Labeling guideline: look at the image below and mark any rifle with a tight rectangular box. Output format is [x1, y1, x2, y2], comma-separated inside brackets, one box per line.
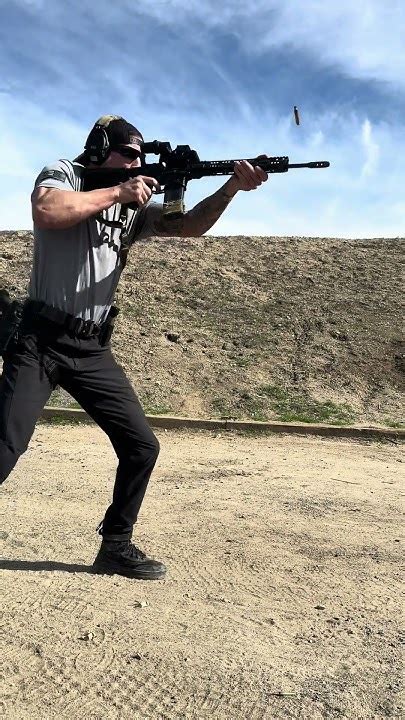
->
[82, 141, 330, 219]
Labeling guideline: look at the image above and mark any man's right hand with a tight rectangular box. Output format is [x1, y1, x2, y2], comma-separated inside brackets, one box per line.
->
[116, 176, 161, 206]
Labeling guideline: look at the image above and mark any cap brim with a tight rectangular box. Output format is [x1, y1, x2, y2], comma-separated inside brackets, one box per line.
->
[117, 141, 142, 150]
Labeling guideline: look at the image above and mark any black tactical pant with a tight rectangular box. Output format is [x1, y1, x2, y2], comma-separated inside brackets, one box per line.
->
[0, 315, 160, 536]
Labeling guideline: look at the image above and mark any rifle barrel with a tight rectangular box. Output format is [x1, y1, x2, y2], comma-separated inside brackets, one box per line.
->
[288, 161, 330, 169]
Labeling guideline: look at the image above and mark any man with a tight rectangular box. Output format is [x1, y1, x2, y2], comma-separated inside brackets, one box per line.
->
[0, 115, 267, 580]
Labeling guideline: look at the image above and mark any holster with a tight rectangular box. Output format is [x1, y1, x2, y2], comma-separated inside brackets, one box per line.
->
[0, 299, 24, 356]
[98, 305, 120, 346]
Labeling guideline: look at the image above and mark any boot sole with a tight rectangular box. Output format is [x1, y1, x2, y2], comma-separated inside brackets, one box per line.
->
[92, 560, 166, 580]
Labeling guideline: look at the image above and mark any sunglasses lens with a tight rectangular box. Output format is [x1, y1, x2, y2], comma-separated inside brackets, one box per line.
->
[118, 146, 141, 160]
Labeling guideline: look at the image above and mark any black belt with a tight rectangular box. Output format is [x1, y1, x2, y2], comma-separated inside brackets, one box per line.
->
[23, 300, 114, 339]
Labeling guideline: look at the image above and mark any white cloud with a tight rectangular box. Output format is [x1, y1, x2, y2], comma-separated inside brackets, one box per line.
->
[0, 96, 86, 231]
[259, 2, 404, 89]
[134, 0, 405, 90]
[6, 0, 404, 95]
[0, 0, 403, 237]
[308, 131, 325, 150]
[360, 119, 379, 178]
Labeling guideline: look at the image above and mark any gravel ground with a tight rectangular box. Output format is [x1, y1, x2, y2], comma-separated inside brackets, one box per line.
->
[1, 424, 403, 719]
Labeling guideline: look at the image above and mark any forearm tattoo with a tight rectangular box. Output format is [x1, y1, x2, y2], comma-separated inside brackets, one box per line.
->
[155, 187, 235, 237]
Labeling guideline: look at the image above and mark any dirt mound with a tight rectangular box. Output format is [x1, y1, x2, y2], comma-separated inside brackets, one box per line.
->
[0, 230, 403, 425]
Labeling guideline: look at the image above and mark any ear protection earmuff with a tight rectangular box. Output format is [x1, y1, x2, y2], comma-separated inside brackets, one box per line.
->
[84, 115, 123, 165]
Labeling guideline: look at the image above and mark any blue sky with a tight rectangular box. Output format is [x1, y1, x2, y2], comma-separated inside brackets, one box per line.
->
[0, 0, 404, 237]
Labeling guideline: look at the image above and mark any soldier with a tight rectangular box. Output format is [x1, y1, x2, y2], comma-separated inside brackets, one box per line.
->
[0, 115, 267, 579]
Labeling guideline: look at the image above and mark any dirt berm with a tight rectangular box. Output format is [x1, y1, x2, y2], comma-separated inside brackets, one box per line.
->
[0, 231, 403, 427]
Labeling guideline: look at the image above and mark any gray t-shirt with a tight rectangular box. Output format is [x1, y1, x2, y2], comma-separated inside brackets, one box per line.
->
[28, 159, 164, 324]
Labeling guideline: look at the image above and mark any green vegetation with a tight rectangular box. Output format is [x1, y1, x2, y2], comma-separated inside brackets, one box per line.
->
[258, 385, 356, 425]
[210, 397, 240, 420]
[248, 410, 269, 422]
[47, 380, 357, 426]
[383, 419, 405, 429]
[210, 385, 356, 425]
[210, 391, 268, 421]
[48, 388, 173, 417]
[39, 415, 88, 426]
[142, 403, 172, 416]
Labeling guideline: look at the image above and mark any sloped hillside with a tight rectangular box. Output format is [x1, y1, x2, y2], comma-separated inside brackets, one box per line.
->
[0, 231, 403, 426]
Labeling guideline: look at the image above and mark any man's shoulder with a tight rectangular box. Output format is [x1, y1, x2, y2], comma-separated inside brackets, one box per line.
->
[34, 159, 84, 192]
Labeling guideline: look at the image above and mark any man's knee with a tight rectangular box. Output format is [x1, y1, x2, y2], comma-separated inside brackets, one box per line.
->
[117, 432, 160, 466]
[139, 434, 160, 465]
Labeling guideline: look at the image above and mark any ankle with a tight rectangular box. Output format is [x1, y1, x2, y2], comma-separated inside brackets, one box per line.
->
[96, 521, 132, 543]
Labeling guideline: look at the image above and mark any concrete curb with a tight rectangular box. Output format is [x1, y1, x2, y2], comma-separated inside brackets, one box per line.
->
[40, 406, 404, 442]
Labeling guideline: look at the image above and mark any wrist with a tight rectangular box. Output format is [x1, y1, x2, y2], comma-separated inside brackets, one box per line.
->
[111, 185, 122, 205]
[222, 178, 238, 199]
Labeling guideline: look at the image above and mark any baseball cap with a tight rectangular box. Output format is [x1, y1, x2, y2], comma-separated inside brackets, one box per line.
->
[74, 115, 144, 163]
[95, 115, 144, 148]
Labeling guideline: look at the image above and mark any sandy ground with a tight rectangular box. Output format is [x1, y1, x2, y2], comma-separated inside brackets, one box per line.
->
[0, 424, 403, 720]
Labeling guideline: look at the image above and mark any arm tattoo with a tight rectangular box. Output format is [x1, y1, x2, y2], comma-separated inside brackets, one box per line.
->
[154, 187, 235, 237]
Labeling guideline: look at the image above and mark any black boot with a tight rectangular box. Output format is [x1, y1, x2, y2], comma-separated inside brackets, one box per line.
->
[93, 532, 166, 580]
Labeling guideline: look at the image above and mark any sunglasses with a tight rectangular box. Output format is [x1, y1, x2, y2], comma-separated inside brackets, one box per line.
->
[117, 146, 143, 161]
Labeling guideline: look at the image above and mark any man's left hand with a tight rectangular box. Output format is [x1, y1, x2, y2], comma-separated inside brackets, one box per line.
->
[227, 156, 269, 194]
